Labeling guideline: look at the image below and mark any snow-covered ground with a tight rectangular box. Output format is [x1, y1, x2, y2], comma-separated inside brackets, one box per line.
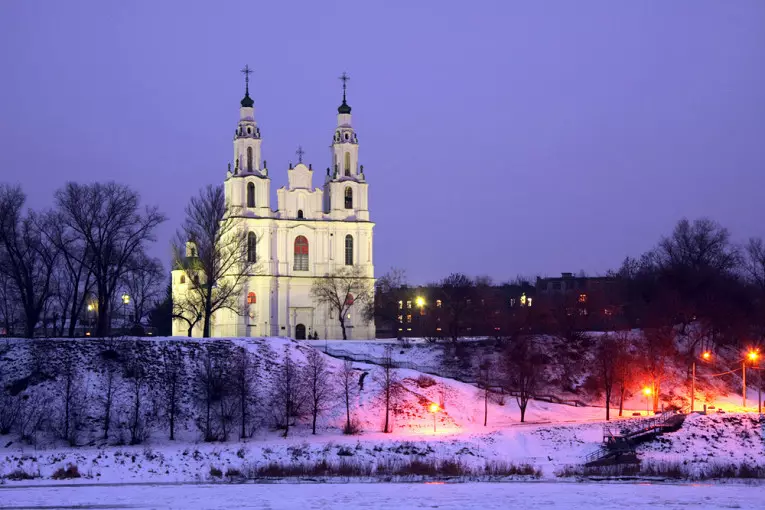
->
[1, 482, 764, 509]
[1, 336, 763, 488]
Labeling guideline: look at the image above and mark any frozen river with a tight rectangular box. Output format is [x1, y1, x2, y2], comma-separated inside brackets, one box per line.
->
[1, 481, 763, 509]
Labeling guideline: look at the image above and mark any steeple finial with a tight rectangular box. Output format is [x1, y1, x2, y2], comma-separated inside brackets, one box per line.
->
[296, 145, 305, 164]
[338, 72, 352, 114]
[240, 65, 254, 107]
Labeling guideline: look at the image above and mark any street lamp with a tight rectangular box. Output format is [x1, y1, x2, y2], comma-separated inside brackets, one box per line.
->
[743, 349, 760, 411]
[692, 351, 712, 413]
[429, 402, 440, 433]
[642, 387, 652, 416]
[122, 294, 130, 332]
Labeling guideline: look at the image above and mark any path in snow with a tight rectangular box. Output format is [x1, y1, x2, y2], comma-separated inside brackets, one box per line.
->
[0, 482, 763, 509]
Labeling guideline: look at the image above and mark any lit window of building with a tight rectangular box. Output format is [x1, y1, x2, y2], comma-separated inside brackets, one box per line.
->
[406, 300, 412, 309]
[436, 299, 442, 308]
[398, 300, 403, 310]
[578, 293, 587, 303]
[406, 314, 412, 323]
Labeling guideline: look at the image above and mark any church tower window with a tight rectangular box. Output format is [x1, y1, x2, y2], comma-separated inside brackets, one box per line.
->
[297, 209, 304, 219]
[247, 147, 253, 172]
[344, 187, 353, 209]
[344, 152, 351, 176]
[247, 292, 256, 304]
[247, 232, 257, 262]
[247, 182, 255, 207]
[294, 236, 309, 271]
[345, 235, 354, 265]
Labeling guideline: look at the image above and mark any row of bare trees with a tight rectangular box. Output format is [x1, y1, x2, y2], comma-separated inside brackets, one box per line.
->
[0, 182, 166, 338]
[0, 339, 401, 445]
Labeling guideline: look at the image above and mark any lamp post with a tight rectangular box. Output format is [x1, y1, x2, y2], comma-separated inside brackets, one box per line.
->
[643, 387, 652, 416]
[87, 303, 94, 335]
[744, 349, 759, 411]
[429, 402, 439, 433]
[122, 294, 130, 332]
[692, 351, 712, 413]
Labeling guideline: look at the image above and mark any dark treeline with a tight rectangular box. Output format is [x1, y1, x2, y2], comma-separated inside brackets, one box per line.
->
[373, 218, 765, 419]
[0, 182, 167, 338]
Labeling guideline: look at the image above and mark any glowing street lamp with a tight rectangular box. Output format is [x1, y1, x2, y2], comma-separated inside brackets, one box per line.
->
[429, 402, 440, 433]
[122, 294, 131, 330]
[416, 296, 425, 308]
[692, 351, 712, 413]
[743, 349, 760, 409]
[642, 387, 652, 416]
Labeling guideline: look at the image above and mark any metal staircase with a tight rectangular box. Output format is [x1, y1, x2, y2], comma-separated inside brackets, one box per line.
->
[584, 411, 686, 467]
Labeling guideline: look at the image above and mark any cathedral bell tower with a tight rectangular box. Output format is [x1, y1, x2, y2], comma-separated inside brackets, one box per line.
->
[225, 65, 271, 216]
[324, 73, 369, 221]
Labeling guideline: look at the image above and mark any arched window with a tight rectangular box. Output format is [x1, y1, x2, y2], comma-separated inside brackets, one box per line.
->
[294, 235, 309, 271]
[247, 182, 255, 207]
[247, 292, 256, 304]
[344, 152, 351, 176]
[247, 147, 253, 171]
[344, 187, 353, 209]
[247, 232, 256, 262]
[297, 209, 304, 219]
[180, 275, 186, 284]
[345, 234, 354, 265]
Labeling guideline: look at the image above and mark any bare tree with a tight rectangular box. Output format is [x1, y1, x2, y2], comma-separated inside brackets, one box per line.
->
[172, 293, 204, 337]
[100, 357, 119, 441]
[477, 358, 495, 427]
[502, 336, 545, 423]
[122, 253, 165, 327]
[123, 347, 150, 445]
[337, 359, 359, 434]
[55, 350, 86, 446]
[311, 266, 373, 340]
[174, 184, 256, 338]
[437, 273, 474, 343]
[0, 275, 20, 337]
[54, 182, 166, 336]
[613, 331, 635, 417]
[745, 237, 765, 291]
[159, 343, 185, 440]
[0, 185, 59, 337]
[230, 346, 258, 439]
[195, 345, 229, 441]
[270, 346, 305, 437]
[303, 348, 334, 435]
[593, 333, 618, 421]
[376, 345, 402, 433]
[46, 210, 94, 337]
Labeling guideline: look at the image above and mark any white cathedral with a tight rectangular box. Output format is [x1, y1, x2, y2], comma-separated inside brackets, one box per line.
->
[171, 71, 375, 340]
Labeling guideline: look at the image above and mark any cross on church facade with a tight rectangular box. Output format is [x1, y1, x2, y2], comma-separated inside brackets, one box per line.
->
[296, 146, 305, 163]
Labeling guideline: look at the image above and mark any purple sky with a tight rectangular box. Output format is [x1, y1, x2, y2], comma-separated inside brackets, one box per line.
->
[1, 1, 764, 284]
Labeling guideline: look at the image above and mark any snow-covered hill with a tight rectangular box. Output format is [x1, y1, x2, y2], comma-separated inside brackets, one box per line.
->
[1, 337, 763, 484]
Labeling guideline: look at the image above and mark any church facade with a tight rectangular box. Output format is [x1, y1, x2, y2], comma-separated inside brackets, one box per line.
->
[171, 73, 375, 340]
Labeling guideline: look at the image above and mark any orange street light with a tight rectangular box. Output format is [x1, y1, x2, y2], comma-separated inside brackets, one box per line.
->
[429, 402, 440, 433]
[693, 352, 712, 413]
[702, 351, 711, 360]
[642, 387, 652, 416]
[748, 350, 759, 362]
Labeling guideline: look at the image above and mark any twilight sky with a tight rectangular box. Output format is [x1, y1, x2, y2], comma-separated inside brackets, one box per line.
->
[1, 1, 764, 284]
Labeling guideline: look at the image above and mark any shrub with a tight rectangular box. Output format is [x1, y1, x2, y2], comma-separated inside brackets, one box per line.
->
[209, 466, 222, 478]
[225, 467, 243, 479]
[415, 375, 437, 388]
[343, 419, 362, 435]
[52, 464, 80, 480]
[5, 469, 37, 481]
[485, 461, 541, 477]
